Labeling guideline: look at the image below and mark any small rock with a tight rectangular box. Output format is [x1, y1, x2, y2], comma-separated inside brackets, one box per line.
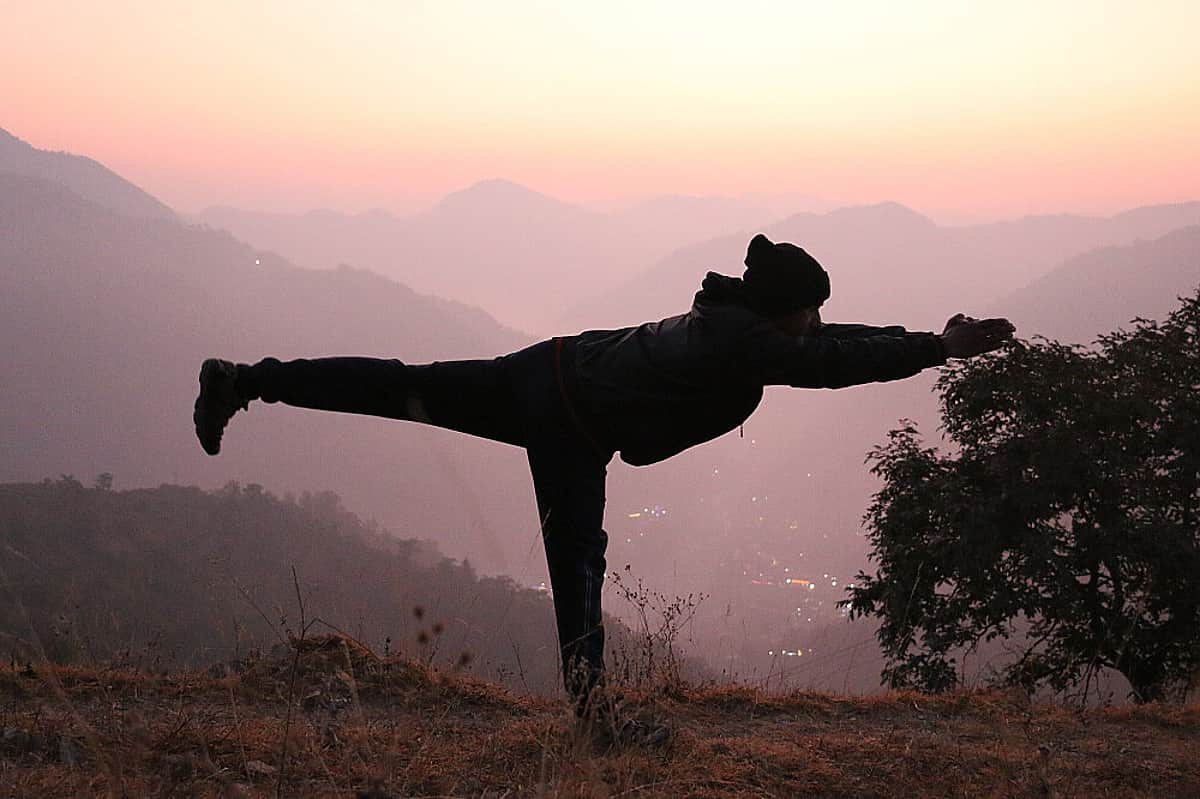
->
[208, 661, 234, 678]
[58, 737, 81, 766]
[2, 727, 41, 755]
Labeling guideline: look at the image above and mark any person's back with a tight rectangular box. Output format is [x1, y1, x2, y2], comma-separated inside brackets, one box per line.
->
[569, 251, 947, 466]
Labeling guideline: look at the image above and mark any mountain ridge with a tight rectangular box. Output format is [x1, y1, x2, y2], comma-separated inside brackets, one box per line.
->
[0, 126, 174, 220]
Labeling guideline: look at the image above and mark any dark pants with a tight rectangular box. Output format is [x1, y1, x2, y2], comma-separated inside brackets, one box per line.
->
[241, 340, 612, 707]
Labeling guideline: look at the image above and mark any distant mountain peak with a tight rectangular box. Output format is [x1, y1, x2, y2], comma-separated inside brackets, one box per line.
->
[431, 179, 578, 217]
[461, 177, 538, 195]
[827, 201, 936, 227]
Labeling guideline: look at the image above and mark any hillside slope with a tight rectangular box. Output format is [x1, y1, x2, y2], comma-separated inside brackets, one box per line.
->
[994, 225, 1200, 343]
[0, 173, 534, 570]
[0, 478, 564, 693]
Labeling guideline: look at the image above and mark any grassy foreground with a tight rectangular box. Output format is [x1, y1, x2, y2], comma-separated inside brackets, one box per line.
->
[1, 635, 1196, 798]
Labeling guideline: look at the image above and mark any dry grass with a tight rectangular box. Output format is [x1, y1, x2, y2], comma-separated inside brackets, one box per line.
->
[1, 634, 1196, 798]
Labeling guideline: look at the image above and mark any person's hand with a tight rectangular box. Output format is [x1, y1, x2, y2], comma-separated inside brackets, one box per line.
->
[939, 316, 1015, 359]
[943, 313, 974, 333]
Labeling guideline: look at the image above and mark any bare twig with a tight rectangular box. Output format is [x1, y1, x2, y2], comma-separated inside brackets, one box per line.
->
[275, 565, 312, 798]
[229, 578, 288, 646]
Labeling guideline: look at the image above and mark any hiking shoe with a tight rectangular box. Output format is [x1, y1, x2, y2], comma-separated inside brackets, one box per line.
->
[194, 359, 248, 455]
[579, 709, 672, 752]
[606, 716, 671, 749]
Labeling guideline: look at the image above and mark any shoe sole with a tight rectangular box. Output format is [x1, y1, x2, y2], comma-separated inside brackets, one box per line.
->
[194, 359, 228, 456]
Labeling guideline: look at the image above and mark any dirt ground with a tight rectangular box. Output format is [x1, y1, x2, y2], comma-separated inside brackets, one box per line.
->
[1, 635, 1196, 798]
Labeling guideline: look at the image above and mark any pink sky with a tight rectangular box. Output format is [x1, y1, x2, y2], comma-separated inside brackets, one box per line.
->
[3, 1, 1198, 220]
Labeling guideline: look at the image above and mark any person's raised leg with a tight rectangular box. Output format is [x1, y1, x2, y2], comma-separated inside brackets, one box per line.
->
[194, 354, 525, 455]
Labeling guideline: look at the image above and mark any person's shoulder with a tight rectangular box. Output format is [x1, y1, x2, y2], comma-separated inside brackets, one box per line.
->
[692, 274, 763, 331]
[693, 271, 743, 304]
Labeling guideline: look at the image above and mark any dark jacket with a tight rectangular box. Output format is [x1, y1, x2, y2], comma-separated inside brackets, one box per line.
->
[569, 272, 946, 466]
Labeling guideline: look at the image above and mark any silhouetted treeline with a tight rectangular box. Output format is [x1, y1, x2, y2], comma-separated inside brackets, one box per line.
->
[0, 477, 574, 692]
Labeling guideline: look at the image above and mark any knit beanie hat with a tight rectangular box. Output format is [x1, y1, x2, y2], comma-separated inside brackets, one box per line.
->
[741, 233, 830, 315]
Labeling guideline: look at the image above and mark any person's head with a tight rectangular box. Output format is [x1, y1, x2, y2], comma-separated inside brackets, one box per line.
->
[741, 233, 829, 335]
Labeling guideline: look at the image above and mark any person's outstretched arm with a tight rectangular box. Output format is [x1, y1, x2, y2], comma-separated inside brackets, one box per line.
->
[818, 322, 908, 339]
[742, 314, 1015, 388]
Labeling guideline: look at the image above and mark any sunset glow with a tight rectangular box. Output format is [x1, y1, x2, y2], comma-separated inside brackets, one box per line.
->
[4, 1, 1197, 218]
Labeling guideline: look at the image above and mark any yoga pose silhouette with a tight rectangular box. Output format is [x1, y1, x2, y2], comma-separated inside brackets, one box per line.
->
[194, 233, 1014, 737]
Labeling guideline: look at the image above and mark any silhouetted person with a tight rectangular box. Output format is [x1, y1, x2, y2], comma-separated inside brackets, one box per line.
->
[194, 233, 1014, 741]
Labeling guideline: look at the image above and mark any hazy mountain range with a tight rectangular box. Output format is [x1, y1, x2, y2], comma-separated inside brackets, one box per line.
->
[3, 124, 1197, 685]
[568, 201, 1200, 334]
[197, 181, 781, 334]
[194, 163, 1198, 339]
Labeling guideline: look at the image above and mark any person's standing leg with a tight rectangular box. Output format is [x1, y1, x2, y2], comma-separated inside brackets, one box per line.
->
[526, 443, 610, 713]
[526, 431, 671, 746]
